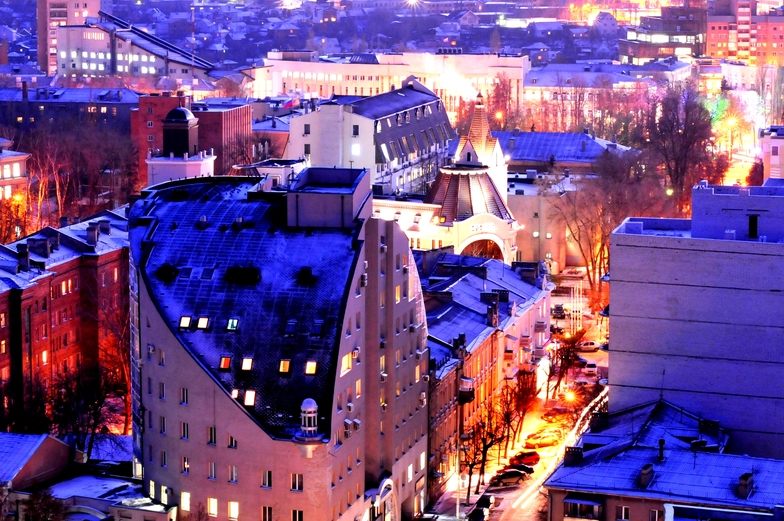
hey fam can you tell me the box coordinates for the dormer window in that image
[219,356,232,370]
[285,320,297,335]
[179,316,192,328]
[244,390,256,406]
[231,389,239,398]
[311,320,324,336]
[241,358,253,371]
[197,317,209,329]
[279,359,291,373]
[305,361,317,375]
[227,318,239,331]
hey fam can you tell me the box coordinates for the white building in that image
[609,181,784,458]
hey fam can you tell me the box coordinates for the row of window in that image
[154,486,305,521]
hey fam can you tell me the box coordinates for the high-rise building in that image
[129,170,429,521]
[37,0,101,75]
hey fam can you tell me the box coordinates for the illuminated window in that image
[546,233,552,239]
[207,498,218,517]
[231,389,239,398]
[42,350,48,365]
[149,479,155,498]
[241,358,253,370]
[181,492,190,511]
[340,353,352,376]
[533,231,540,238]
[219,356,231,370]
[395,285,401,303]
[279,359,291,373]
[305,361,317,375]
[179,316,191,328]
[227,318,239,330]
[228,501,239,520]
[197,317,209,329]
[244,390,256,406]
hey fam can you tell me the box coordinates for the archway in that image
[460,239,504,260]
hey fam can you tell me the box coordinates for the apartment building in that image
[0,212,129,411]
[759,125,784,181]
[609,181,784,458]
[287,78,455,194]
[37,0,101,75]
[248,50,531,121]
[619,7,707,65]
[0,139,30,203]
[706,3,784,65]
[129,169,429,521]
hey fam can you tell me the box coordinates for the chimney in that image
[17,243,29,271]
[28,238,49,258]
[196,215,208,229]
[638,463,654,489]
[22,80,28,100]
[272,117,277,129]
[658,439,665,461]
[48,235,59,251]
[513,127,520,136]
[590,411,609,432]
[72,217,80,224]
[59,216,69,228]
[736,473,754,499]
[86,224,99,246]
[564,446,583,467]
[487,303,498,328]
[612,134,617,143]
[458,332,466,347]
[98,219,111,235]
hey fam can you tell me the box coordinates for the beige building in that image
[247,51,531,122]
[759,125,784,181]
[37,0,101,74]
[129,169,429,521]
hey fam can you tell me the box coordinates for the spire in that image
[468,92,490,161]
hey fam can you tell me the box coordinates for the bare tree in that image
[460,424,484,506]
[474,400,506,492]
[183,503,210,521]
[23,489,66,521]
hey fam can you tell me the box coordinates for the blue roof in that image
[0,433,48,484]
[493,131,632,164]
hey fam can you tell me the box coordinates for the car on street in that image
[577,340,600,352]
[468,507,490,521]
[601,342,609,350]
[504,463,535,474]
[551,304,566,319]
[540,408,568,423]
[509,450,541,466]
[574,355,588,368]
[584,362,598,376]
[489,469,528,486]
[525,429,562,448]
[476,494,496,511]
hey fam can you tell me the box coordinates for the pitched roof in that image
[424,166,512,223]
[493,131,633,164]
[0,433,48,484]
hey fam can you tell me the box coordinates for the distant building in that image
[759,125,784,181]
[129,170,429,521]
[610,182,784,458]
[706,3,784,65]
[619,7,707,65]
[0,138,30,210]
[37,0,101,75]
[287,78,455,194]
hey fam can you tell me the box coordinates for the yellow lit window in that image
[279,359,291,373]
[244,390,256,406]
[179,316,191,328]
[231,389,239,398]
[197,317,209,329]
[207,498,217,517]
[228,501,239,520]
[241,358,253,371]
[305,361,317,375]
[219,356,231,370]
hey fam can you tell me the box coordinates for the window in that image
[227,318,239,330]
[356,379,362,398]
[229,436,237,449]
[159,416,166,434]
[228,502,239,520]
[160,450,167,467]
[261,470,272,488]
[304,144,311,155]
[219,356,231,370]
[279,359,291,373]
[340,353,353,376]
[197,317,209,329]
[420,451,426,470]
[617,506,630,521]
[181,492,191,511]
[159,382,165,400]
[180,387,189,405]
[229,465,238,483]
[208,426,216,445]
[263,507,273,521]
[774,145,779,156]
[149,479,155,498]
[407,463,413,482]
[352,124,359,137]
[291,473,303,491]
[305,361,317,374]
[158,349,165,366]
[241,357,253,371]
[395,285,401,303]
[292,511,303,521]
[179,316,191,328]
[0,312,4,327]
[244,390,256,406]
[304,124,311,135]
[209,461,217,479]
[208,498,218,517]
[147,121,153,128]
[181,422,189,439]
[650,510,664,521]
[182,456,190,473]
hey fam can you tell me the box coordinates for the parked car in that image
[509,450,541,466]
[574,355,589,368]
[489,469,527,486]
[468,507,490,521]
[584,362,598,376]
[540,408,568,423]
[504,463,535,474]
[550,324,564,335]
[476,494,496,511]
[577,340,600,352]
[601,342,609,350]
[525,429,562,448]
[551,304,566,319]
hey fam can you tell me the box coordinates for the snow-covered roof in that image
[50,475,144,502]
[0,433,48,484]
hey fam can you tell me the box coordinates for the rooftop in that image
[424,166,512,223]
[494,130,633,165]
[0,433,48,484]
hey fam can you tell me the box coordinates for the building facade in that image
[129,170,430,521]
[609,182,784,458]
[37,0,101,75]
[706,4,784,65]
[619,7,707,65]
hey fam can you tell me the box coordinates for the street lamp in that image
[495,111,503,130]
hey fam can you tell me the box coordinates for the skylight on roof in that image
[279,359,291,373]
[197,317,209,329]
[285,319,297,335]
[219,356,231,370]
[180,267,192,278]
[241,358,253,371]
[179,316,191,328]
[311,320,324,336]
[305,361,317,375]
[227,318,239,331]
[231,389,239,398]
[202,268,215,280]
[244,390,256,406]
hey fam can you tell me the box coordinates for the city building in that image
[419,252,552,505]
[0,138,30,207]
[129,170,429,521]
[287,78,455,194]
[247,50,531,121]
[609,181,784,458]
[545,399,784,521]
[619,7,707,65]
[759,125,784,181]
[0,84,140,132]
[56,11,213,82]
[706,3,784,65]
[37,0,101,75]
[0,211,129,414]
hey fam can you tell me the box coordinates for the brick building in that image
[0,211,129,414]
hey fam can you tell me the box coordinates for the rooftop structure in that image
[0,433,71,489]
[609,182,784,458]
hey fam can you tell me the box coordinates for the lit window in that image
[305,361,317,375]
[395,285,401,304]
[179,316,191,328]
[407,463,413,482]
[207,498,218,517]
[241,358,253,371]
[231,389,239,398]
[279,359,291,373]
[181,492,191,511]
[244,390,256,406]
[546,233,552,239]
[533,231,540,238]
[228,501,239,520]
[149,479,155,498]
[42,350,48,365]
[340,353,352,376]
[197,317,209,329]
[227,318,239,330]
[219,356,231,370]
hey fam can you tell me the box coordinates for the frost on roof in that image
[130,178,360,438]
[0,433,47,483]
